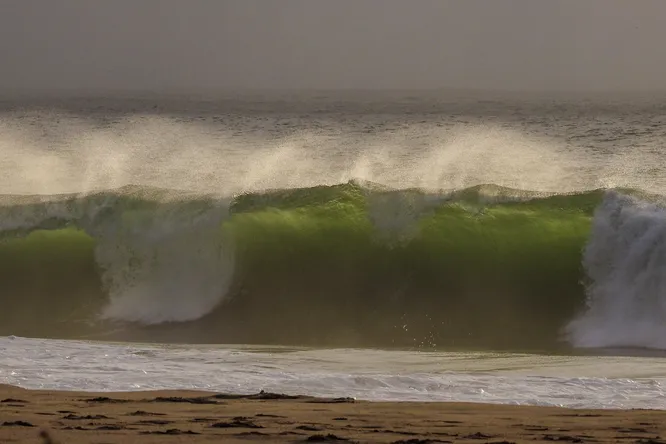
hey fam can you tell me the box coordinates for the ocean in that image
[1,91,666,409]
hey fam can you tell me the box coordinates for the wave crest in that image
[0,182,663,351]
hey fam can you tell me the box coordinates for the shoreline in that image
[2,384,665,443]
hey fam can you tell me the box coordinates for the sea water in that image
[1,91,666,408]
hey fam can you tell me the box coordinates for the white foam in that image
[3,337,666,409]
[0,194,233,324]
[567,191,666,349]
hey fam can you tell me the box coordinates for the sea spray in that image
[0,117,622,196]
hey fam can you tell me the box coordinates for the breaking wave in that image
[1,180,663,351]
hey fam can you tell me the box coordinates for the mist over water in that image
[1,95,666,352]
[1,101,665,197]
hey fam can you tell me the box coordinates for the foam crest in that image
[566,191,666,349]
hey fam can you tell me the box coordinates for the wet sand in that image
[1,384,665,443]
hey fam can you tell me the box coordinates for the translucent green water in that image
[0,182,604,349]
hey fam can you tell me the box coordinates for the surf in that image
[1,180,658,351]
[1,114,665,351]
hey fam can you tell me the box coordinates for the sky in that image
[2,0,666,92]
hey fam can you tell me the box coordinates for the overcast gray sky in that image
[2,0,666,92]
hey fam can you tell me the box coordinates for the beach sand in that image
[1,384,664,443]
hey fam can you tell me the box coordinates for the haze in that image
[2,0,666,92]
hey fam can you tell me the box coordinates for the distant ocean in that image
[2,91,666,409]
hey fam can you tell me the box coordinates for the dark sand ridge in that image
[1,384,665,443]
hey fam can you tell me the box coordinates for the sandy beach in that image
[1,384,664,443]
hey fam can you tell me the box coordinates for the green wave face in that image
[0,182,603,350]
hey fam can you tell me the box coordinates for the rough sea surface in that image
[1,91,666,408]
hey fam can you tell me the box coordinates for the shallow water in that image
[2,336,666,409]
